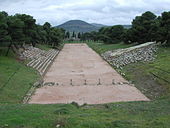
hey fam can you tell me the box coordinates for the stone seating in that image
[21,46,59,76]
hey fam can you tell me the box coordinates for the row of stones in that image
[21,45,59,76]
[41,81,132,87]
[23,79,43,104]
[22,45,59,103]
[101,42,158,69]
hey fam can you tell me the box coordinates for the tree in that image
[65,31,70,39]
[159,11,170,46]
[130,11,158,43]
[123,28,133,44]
[50,27,65,47]
[43,22,52,44]
[0,11,65,56]
[78,32,81,39]
[95,25,125,44]
[50,27,60,47]
[7,16,25,43]
[0,11,11,44]
[98,27,109,35]
[59,28,65,39]
[15,14,37,45]
[43,22,51,35]
[36,25,48,44]
[72,31,76,38]
[0,11,11,56]
[98,34,112,43]
[89,31,98,41]
[108,25,124,43]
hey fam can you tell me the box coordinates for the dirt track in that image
[29,43,149,105]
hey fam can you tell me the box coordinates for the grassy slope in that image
[122,47,170,99]
[87,42,170,99]
[0,48,39,103]
[0,42,170,128]
[86,41,133,54]
[36,44,52,51]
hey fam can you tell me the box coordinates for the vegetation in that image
[0,11,65,56]
[0,10,170,127]
[81,11,170,46]
[0,41,170,127]
[87,41,170,99]
[65,31,70,39]
[0,48,39,103]
[77,32,82,39]
[122,47,170,99]
[91,23,107,28]
[0,99,170,128]
[72,31,76,38]
[86,41,133,54]
[123,11,158,44]
[36,44,52,51]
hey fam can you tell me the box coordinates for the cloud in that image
[0,0,169,26]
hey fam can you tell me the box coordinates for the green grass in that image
[0,49,40,103]
[0,42,170,127]
[86,41,133,54]
[87,41,170,99]
[121,47,170,99]
[62,40,133,54]
[0,99,170,128]
[36,44,52,51]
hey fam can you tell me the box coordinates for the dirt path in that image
[29,43,149,105]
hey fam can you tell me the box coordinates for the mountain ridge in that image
[57,20,99,33]
[56,20,131,33]
[91,23,107,28]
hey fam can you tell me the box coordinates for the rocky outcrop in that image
[102,42,158,68]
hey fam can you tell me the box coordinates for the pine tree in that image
[65,31,70,38]
[72,31,75,38]
[78,32,81,38]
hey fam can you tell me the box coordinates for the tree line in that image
[80,11,170,46]
[65,31,82,39]
[0,11,65,49]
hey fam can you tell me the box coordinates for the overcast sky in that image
[0,0,170,26]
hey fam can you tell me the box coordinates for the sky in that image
[0,0,170,26]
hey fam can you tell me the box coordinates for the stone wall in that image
[101,42,158,68]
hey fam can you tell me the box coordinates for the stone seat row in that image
[27,49,59,75]
[21,46,59,76]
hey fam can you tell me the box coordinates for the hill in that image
[57,20,132,33]
[91,23,107,28]
[57,20,99,33]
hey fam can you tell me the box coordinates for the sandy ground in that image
[29,43,149,105]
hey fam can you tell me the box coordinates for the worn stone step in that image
[35,51,55,71]
[40,60,52,75]
[36,57,51,71]
[27,59,35,66]
[24,46,59,75]
[38,52,57,74]
[38,59,51,74]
